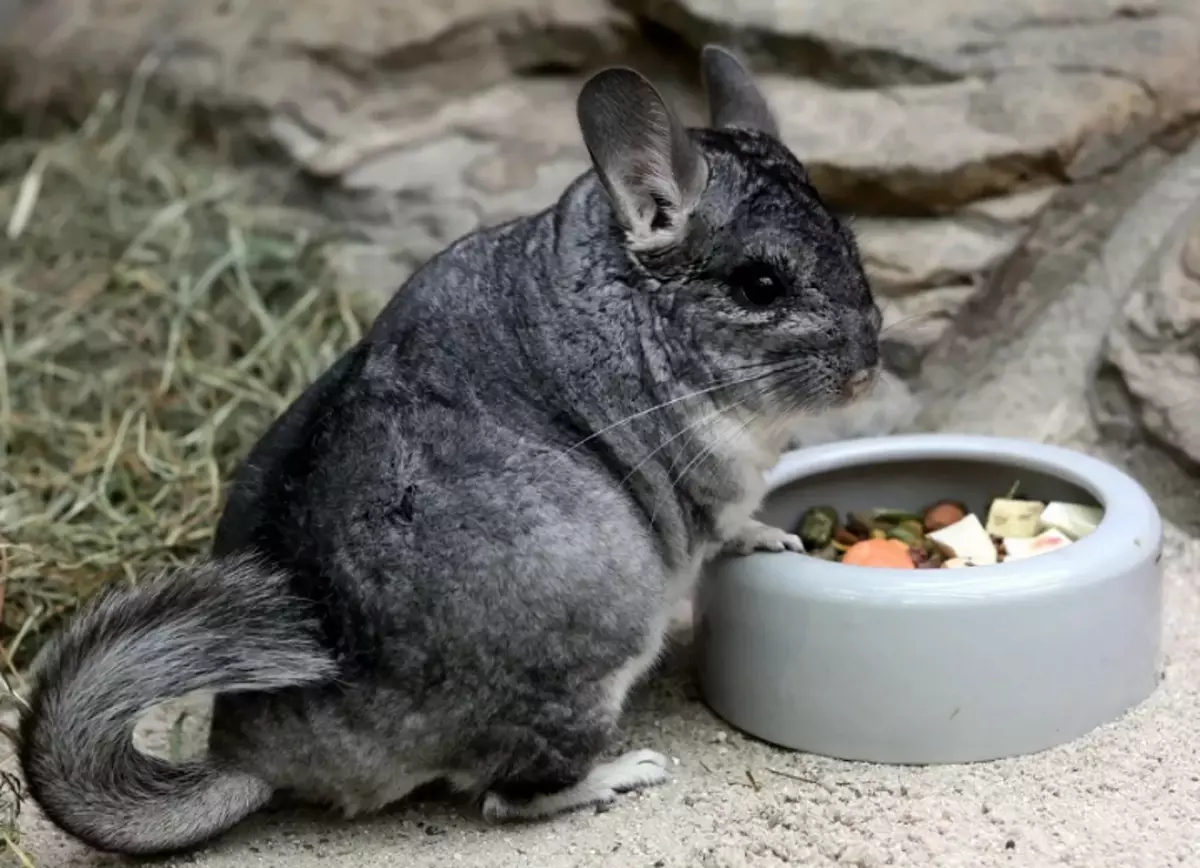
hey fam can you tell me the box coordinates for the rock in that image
[322,79,592,219]
[963,187,1060,224]
[0,0,637,120]
[4,0,1200,405]
[856,216,1024,293]
[626,0,1200,118]
[764,70,1158,212]
[879,284,980,377]
[623,0,1200,211]
[1092,214,1200,470]
[848,214,1025,370]
[0,0,634,292]
[864,186,1059,373]
[912,136,1197,433]
[8,0,1197,219]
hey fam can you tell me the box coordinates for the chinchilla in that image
[18,45,881,856]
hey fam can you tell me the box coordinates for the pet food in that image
[793,485,1102,570]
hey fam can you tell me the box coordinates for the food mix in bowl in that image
[793,483,1104,570]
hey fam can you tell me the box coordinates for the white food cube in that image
[1002,529,1073,561]
[928,513,997,566]
[985,498,1045,538]
[1038,501,1103,540]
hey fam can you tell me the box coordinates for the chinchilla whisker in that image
[880,313,928,337]
[639,378,783,526]
[671,411,758,497]
[659,377,783,481]
[538,361,806,474]
[615,401,740,495]
[725,355,815,376]
[649,402,764,531]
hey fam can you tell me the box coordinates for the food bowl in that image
[694,434,1163,765]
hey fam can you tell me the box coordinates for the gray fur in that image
[19,554,337,854]
[19,45,881,856]
[577,67,708,251]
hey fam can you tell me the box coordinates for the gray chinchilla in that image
[18,45,881,856]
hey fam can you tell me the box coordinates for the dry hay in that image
[0,93,381,676]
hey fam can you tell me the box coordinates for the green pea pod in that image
[871,508,925,525]
[797,506,839,549]
[885,526,923,547]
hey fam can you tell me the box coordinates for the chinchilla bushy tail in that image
[17,553,338,856]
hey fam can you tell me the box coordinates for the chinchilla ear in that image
[700,44,780,138]
[576,67,709,252]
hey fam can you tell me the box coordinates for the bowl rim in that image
[717,433,1163,603]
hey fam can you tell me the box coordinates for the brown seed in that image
[846,512,873,537]
[833,527,861,547]
[923,501,966,532]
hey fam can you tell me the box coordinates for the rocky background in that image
[2,0,1199,520]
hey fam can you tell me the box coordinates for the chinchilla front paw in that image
[724,519,805,555]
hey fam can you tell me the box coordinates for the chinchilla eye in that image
[729,261,786,308]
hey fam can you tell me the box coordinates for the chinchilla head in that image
[575,45,881,444]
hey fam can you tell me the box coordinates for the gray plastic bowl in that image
[694,434,1163,765]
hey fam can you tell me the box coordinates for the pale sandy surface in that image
[7,517,1198,868]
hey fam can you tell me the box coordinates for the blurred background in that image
[0,0,1198,699]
